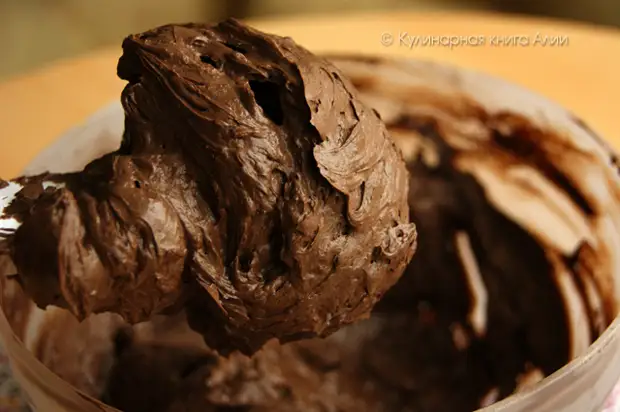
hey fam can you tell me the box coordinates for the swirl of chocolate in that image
[3,20,416,354]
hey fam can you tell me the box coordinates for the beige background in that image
[0,0,619,80]
[0,12,618,178]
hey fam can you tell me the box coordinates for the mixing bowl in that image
[1,56,620,412]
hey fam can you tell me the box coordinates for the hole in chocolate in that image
[342,219,353,236]
[225,42,247,54]
[263,212,289,282]
[313,99,321,113]
[249,80,284,125]
[371,246,381,263]
[273,169,287,197]
[239,252,252,272]
[332,256,339,272]
[199,55,219,68]
[134,180,141,189]
[279,387,293,399]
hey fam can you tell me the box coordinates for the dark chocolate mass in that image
[2,20,416,354]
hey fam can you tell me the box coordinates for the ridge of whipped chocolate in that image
[0,20,416,354]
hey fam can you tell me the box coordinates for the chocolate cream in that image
[0,20,416,354]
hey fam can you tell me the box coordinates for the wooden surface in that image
[0,11,618,178]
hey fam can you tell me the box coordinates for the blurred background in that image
[0,0,618,80]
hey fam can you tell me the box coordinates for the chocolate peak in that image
[2,20,417,354]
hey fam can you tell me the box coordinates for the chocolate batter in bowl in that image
[1,55,620,412]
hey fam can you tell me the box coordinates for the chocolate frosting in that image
[2,20,416,354]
